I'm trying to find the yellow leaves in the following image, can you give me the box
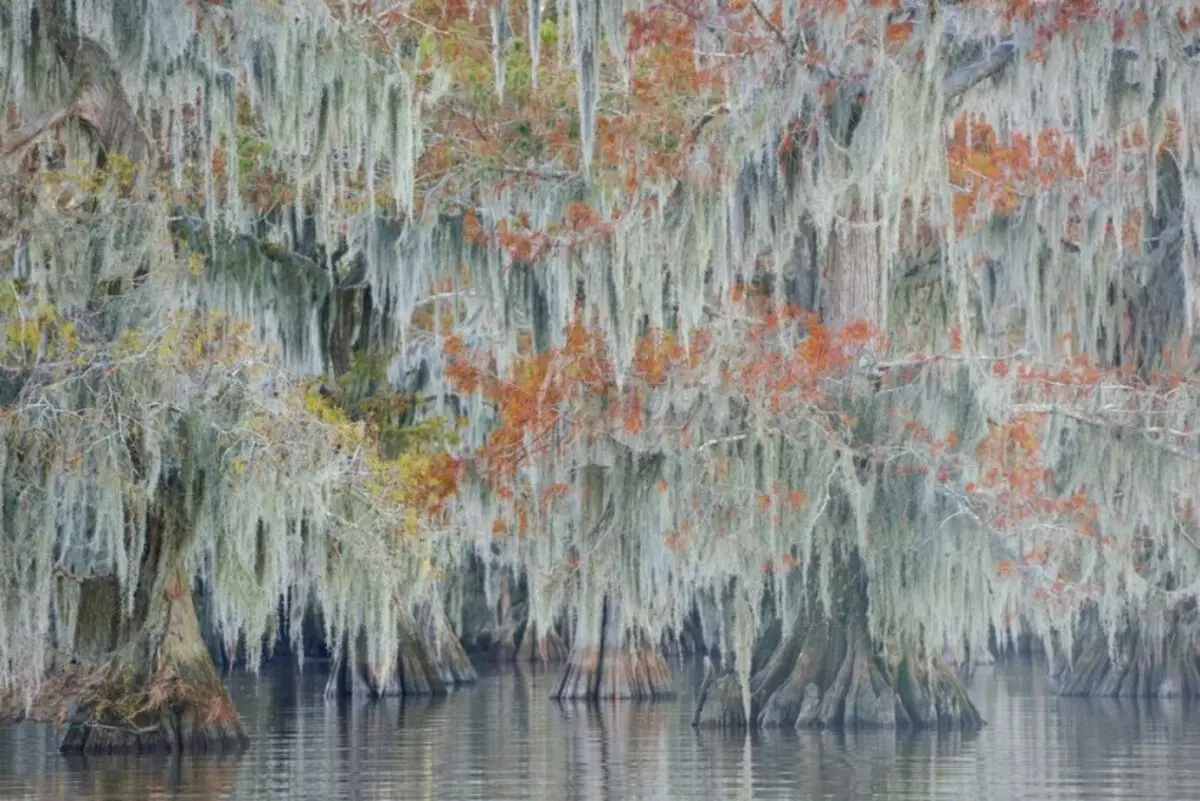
[303,383,354,427]
[188,252,207,277]
[362,444,460,531]
[2,291,80,365]
[4,316,43,355]
[306,374,460,535]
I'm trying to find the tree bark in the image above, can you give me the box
[4,2,152,164]
[693,552,983,730]
[52,508,249,754]
[552,594,674,701]
[1048,610,1200,698]
[823,190,883,331]
[515,619,570,663]
[323,607,477,698]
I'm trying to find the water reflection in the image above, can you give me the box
[3,660,1200,800]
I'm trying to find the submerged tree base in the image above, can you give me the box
[551,595,674,701]
[52,570,249,755]
[325,608,477,698]
[553,646,675,701]
[56,667,249,755]
[1049,624,1200,698]
[694,617,983,730]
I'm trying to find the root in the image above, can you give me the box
[694,616,983,730]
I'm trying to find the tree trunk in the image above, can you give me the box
[515,619,570,663]
[458,565,569,664]
[36,499,250,755]
[1048,611,1200,698]
[5,2,152,165]
[823,190,883,331]
[324,607,477,698]
[57,568,248,754]
[552,595,673,701]
[490,573,522,661]
[693,552,983,730]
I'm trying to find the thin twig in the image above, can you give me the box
[748,1,788,48]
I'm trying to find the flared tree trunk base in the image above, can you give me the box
[694,617,983,730]
[1050,627,1200,698]
[325,608,477,698]
[553,645,675,700]
[56,571,248,755]
[57,671,248,755]
[551,594,674,701]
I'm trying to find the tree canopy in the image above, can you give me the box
[1,0,1199,742]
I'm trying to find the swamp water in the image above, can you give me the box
[2,660,1200,800]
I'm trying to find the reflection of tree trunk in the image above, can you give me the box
[1048,606,1200,697]
[55,753,244,800]
[553,594,673,701]
[55,510,248,754]
[324,607,476,698]
[694,551,982,730]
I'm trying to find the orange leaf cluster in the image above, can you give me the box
[947,116,1083,226]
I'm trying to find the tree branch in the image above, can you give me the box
[15,0,152,163]
[1,105,73,158]
[942,40,1016,101]
[749,1,788,48]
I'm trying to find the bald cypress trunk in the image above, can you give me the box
[1049,608,1200,698]
[694,551,982,730]
[57,511,247,755]
[552,594,674,701]
[324,607,477,698]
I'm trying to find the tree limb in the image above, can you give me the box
[942,40,1016,101]
[9,1,152,163]
[1,105,73,158]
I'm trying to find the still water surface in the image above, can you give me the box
[2,660,1200,800]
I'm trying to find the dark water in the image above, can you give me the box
[3,659,1200,800]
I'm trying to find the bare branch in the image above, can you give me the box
[942,40,1016,101]
[1,105,74,158]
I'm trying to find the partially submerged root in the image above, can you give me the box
[694,617,983,730]
[56,661,248,754]
[325,608,477,698]
[1049,624,1200,698]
